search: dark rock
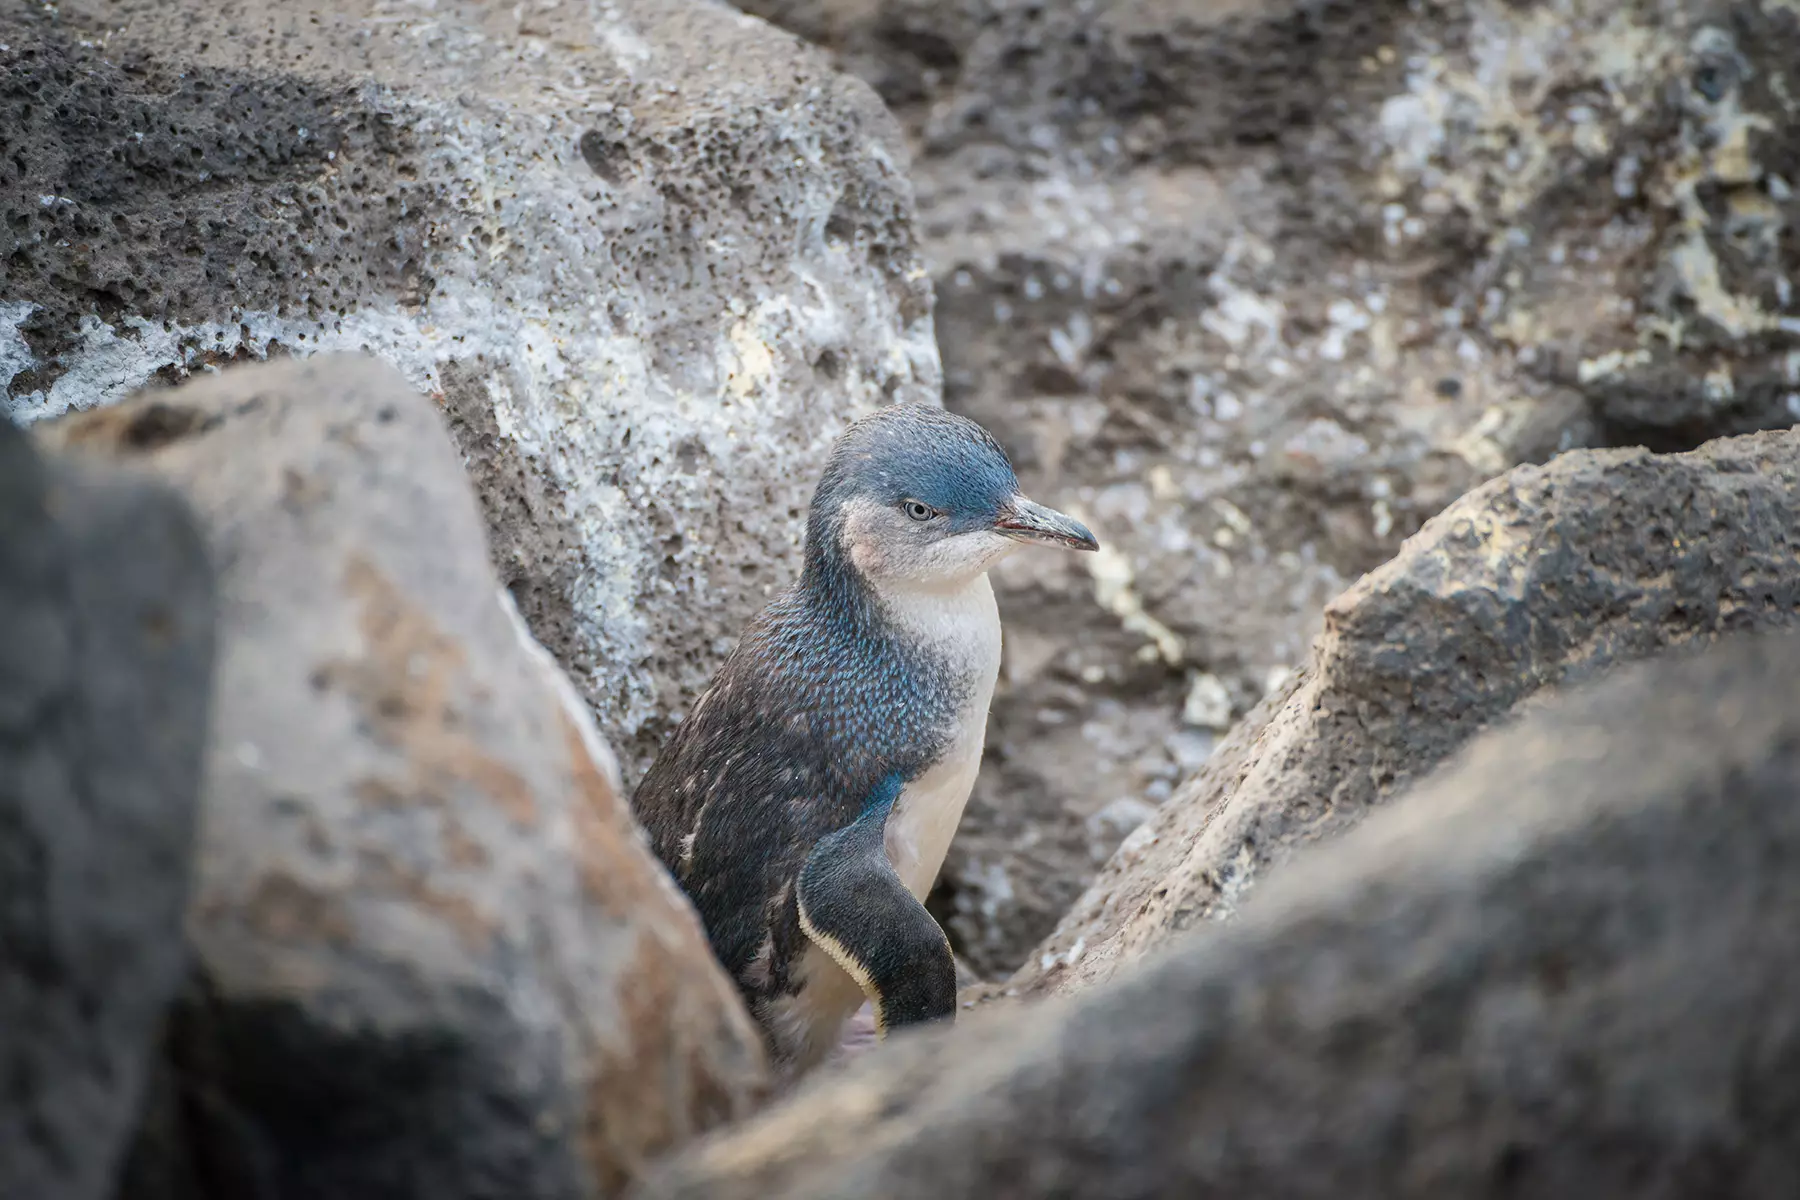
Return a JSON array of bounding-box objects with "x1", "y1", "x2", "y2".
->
[
  {"x1": 1008, "y1": 428, "x2": 1800, "y2": 1000},
  {"x1": 0, "y1": 0, "x2": 938, "y2": 789},
  {"x1": 738, "y1": 0, "x2": 1800, "y2": 975},
  {"x1": 635, "y1": 626, "x2": 1800, "y2": 1199},
  {"x1": 39, "y1": 356, "x2": 769, "y2": 1199},
  {"x1": 0, "y1": 418, "x2": 214, "y2": 1200}
]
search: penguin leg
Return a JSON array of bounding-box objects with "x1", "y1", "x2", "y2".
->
[{"x1": 796, "y1": 773, "x2": 957, "y2": 1036}]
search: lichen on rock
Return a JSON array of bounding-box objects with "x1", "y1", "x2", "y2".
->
[{"x1": 0, "y1": 0, "x2": 938, "y2": 782}]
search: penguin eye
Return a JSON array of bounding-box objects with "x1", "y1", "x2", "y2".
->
[{"x1": 902, "y1": 499, "x2": 937, "y2": 522}]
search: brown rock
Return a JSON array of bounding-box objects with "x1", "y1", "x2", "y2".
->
[
  {"x1": 1012, "y1": 427, "x2": 1800, "y2": 1000},
  {"x1": 39, "y1": 356, "x2": 768, "y2": 1199},
  {"x1": 634, "y1": 626, "x2": 1800, "y2": 1199}
]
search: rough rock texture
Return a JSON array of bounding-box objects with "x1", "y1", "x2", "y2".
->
[
  {"x1": 634, "y1": 627, "x2": 1800, "y2": 1199},
  {"x1": 0, "y1": 0, "x2": 938, "y2": 779},
  {"x1": 37, "y1": 357, "x2": 769, "y2": 1199},
  {"x1": 1005, "y1": 426, "x2": 1800, "y2": 1001},
  {"x1": 737, "y1": 0, "x2": 1800, "y2": 974},
  {"x1": 0, "y1": 419, "x2": 214, "y2": 1200}
]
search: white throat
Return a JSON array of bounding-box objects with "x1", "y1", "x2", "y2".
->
[{"x1": 871, "y1": 568, "x2": 1005, "y2": 661}]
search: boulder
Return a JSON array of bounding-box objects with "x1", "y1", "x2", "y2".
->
[
  {"x1": 0, "y1": 419, "x2": 214, "y2": 1200},
  {"x1": 634, "y1": 626, "x2": 1800, "y2": 1199},
  {"x1": 38, "y1": 356, "x2": 769, "y2": 1199},
  {"x1": 1011, "y1": 427, "x2": 1800, "y2": 1000},
  {"x1": 0, "y1": 0, "x2": 938, "y2": 779},
  {"x1": 736, "y1": 0, "x2": 1800, "y2": 974}
]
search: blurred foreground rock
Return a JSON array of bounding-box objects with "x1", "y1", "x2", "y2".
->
[
  {"x1": 637, "y1": 626, "x2": 1800, "y2": 1199},
  {"x1": 39, "y1": 357, "x2": 768, "y2": 1199},
  {"x1": 739, "y1": 0, "x2": 1800, "y2": 976},
  {"x1": 1013, "y1": 427, "x2": 1800, "y2": 999},
  {"x1": 0, "y1": 0, "x2": 937, "y2": 781},
  {"x1": 0, "y1": 420, "x2": 214, "y2": 1200}
]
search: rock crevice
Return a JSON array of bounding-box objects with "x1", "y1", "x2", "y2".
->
[{"x1": 1011, "y1": 427, "x2": 1800, "y2": 999}]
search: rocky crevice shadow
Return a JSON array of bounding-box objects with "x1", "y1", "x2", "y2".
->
[
  {"x1": 737, "y1": 0, "x2": 1800, "y2": 976},
  {"x1": 0, "y1": 418, "x2": 216, "y2": 1200}
]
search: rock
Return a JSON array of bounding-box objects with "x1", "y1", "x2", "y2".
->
[
  {"x1": 1009, "y1": 427, "x2": 1800, "y2": 1001},
  {"x1": 634, "y1": 626, "x2": 1800, "y2": 1199},
  {"x1": 736, "y1": 0, "x2": 1800, "y2": 974},
  {"x1": 37, "y1": 357, "x2": 768, "y2": 1199},
  {"x1": 0, "y1": 419, "x2": 214, "y2": 1200},
  {"x1": 0, "y1": 0, "x2": 938, "y2": 782}
]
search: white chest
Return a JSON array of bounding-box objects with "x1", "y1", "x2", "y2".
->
[
  {"x1": 764, "y1": 572, "x2": 1004, "y2": 1074},
  {"x1": 877, "y1": 574, "x2": 1003, "y2": 899}
]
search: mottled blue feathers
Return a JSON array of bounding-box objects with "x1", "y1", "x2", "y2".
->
[{"x1": 860, "y1": 770, "x2": 905, "y2": 818}]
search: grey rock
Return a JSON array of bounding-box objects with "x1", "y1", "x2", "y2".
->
[
  {"x1": 634, "y1": 626, "x2": 1800, "y2": 1200},
  {"x1": 739, "y1": 0, "x2": 1800, "y2": 974},
  {"x1": 0, "y1": 419, "x2": 214, "y2": 1200},
  {"x1": 38, "y1": 356, "x2": 769, "y2": 1199},
  {"x1": 1010, "y1": 427, "x2": 1800, "y2": 1000},
  {"x1": 0, "y1": 0, "x2": 938, "y2": 781}
]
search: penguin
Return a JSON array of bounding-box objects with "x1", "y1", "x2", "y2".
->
[{"x1": 631, "y1": 403, "x2": 1098, "y2": 1074}]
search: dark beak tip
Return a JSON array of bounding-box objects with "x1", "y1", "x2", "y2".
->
[{"x1": 996, "y1": 502, "x2": 1100, "y2": 552}]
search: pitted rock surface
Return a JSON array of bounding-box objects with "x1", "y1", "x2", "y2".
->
[
  {"x1": 737, "y1": 0, "x2": 1800, "y2": 975},
  {"x1": 39, "y1": 357, "x2": 769, "y2": 1200},
  {"x1": 0, "y1": 418, "x2": 214, "y2": 1200},
  {"x1": 635, "y1": 626, "x2": 1800, "y2": 1199},
  {"x1": 1009, "y1": 426, "x2": 1800, "y2": 1001},
  {"x1": 0, "y1": 0, "x2": 938, "y2": 779}
]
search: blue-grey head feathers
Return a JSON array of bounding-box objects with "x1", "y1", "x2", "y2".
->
[{"x1": 806, "y1": 404, "x2": 1022, "y2": 556}]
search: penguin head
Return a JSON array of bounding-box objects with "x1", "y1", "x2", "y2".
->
[{"x1": 806, "y1": 403, "x2": 1098, "y2": 591}]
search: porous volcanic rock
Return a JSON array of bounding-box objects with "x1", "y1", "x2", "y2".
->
[
  {"x1": 0, "y1": 0, "x2": 938, "y2": 780},
  {"x1": 39, "y1": 357, "x2": 769, "y2": 1199}
]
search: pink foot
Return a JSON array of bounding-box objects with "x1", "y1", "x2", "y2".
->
[{"x1": 829, "y1": 1001, "x2": 879, "y2": 1064}]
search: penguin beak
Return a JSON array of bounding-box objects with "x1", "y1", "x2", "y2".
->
[{"x1": 994, "y1": 495, "x2": 1099, "y2": 551}]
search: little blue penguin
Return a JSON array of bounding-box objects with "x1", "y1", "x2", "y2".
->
[{"x1": 631, "y1": 403, "x2": 1098, "y2": 1074}]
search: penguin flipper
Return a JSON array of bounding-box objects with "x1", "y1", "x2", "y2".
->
[{"x1": 795, "y1": 773, "x2": 956, "y2": 1036}]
